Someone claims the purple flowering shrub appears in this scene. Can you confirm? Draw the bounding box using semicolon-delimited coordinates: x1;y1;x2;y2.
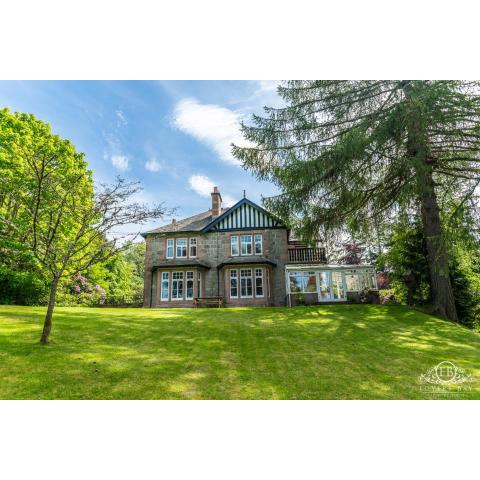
68;274;106;305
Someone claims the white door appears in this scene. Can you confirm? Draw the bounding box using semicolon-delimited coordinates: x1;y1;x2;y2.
331;271;346;301
317;271;332;302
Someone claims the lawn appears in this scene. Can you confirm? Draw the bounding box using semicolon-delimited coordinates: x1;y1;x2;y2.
0;304;478;399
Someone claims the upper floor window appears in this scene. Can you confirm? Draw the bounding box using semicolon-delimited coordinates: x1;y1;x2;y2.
189;238;197;257
231;235;239;256
240;235;252;255
254;234;263;255
231;234;263;256
176;238;187;258
166;239;174;259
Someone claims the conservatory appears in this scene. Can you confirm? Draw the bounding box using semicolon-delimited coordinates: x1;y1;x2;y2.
285;264;377;306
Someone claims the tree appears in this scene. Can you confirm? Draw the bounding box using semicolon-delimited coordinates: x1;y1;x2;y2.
0;109;167;343
339;242;364;265
234;81;480;322
378;215;431;306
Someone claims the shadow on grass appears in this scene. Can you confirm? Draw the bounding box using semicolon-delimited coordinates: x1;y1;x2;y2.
0;305;478;399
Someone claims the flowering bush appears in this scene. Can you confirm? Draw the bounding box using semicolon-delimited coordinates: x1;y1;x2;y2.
68;274;106;306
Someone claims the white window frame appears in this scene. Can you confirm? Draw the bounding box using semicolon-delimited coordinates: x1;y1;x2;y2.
254;234;263;255
230;269;238;298
255;268;264;298
240;235;253;256
186;271;194;300
189;238;197;258
176;238;187;258
160;271;170;301
172;271;184;300
287;271;317;294
240;268;253;298
197;272;202;298
166;239;174;259
231;235;239;256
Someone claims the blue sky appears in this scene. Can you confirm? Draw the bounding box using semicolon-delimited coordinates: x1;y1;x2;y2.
0;80;283;230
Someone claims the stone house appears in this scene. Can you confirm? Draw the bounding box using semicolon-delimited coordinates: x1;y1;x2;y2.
142;187;377;307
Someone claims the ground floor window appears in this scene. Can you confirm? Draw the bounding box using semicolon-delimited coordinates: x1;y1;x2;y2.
331;271;345;299
186;271;194;299
240;269;253;298
255;268;264;297
345;269;376;292
286;268;377;301
230;270;238;298
288;271;317;293
197;272;202;298
172;271;184;299
161;272;169;301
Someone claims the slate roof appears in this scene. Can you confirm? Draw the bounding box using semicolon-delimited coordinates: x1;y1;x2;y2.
141;209;228;236
217;256;277;269
150;259;211;270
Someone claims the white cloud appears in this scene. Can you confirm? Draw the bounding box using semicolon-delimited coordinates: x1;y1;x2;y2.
222;193;237;207
145;158;162;172
111;154;129;171
115;109;127;126
173;98;251;165
188;174;214;197
188;174;237;207
257;80;279;93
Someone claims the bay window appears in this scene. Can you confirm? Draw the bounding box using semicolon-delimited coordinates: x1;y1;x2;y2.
186;271;194;300
230;269;238;298
197;272;202;298
240;269;253;298
161;272;169;301
172;271;184;299
255;268;264;297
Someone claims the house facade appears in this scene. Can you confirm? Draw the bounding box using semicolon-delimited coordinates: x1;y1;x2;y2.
142;187;377;308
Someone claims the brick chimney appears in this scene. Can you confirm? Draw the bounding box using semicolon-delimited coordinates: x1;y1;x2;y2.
211;186;222;218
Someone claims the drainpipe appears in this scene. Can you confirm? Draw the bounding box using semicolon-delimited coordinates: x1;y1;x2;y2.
216;230;220;297
150;268;155;307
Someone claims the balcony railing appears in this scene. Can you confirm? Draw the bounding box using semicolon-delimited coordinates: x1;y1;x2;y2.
288;247;327;264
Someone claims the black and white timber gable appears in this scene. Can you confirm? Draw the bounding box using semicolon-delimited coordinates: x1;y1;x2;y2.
203;198;284;232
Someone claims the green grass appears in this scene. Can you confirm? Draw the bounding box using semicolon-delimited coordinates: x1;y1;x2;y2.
0;304;478;399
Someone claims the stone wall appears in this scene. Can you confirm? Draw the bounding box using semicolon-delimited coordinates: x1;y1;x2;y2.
144;228;289;307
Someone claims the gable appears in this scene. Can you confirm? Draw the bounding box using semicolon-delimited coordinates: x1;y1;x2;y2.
203;198;284;232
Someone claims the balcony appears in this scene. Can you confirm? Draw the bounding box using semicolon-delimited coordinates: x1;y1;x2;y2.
288;247;327;264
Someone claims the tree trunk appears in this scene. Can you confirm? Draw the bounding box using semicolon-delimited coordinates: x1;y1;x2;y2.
418;171;458;321
403;81;458;322
40;275;59;344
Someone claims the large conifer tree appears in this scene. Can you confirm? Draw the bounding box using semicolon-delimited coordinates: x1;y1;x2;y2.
233;81;480;322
